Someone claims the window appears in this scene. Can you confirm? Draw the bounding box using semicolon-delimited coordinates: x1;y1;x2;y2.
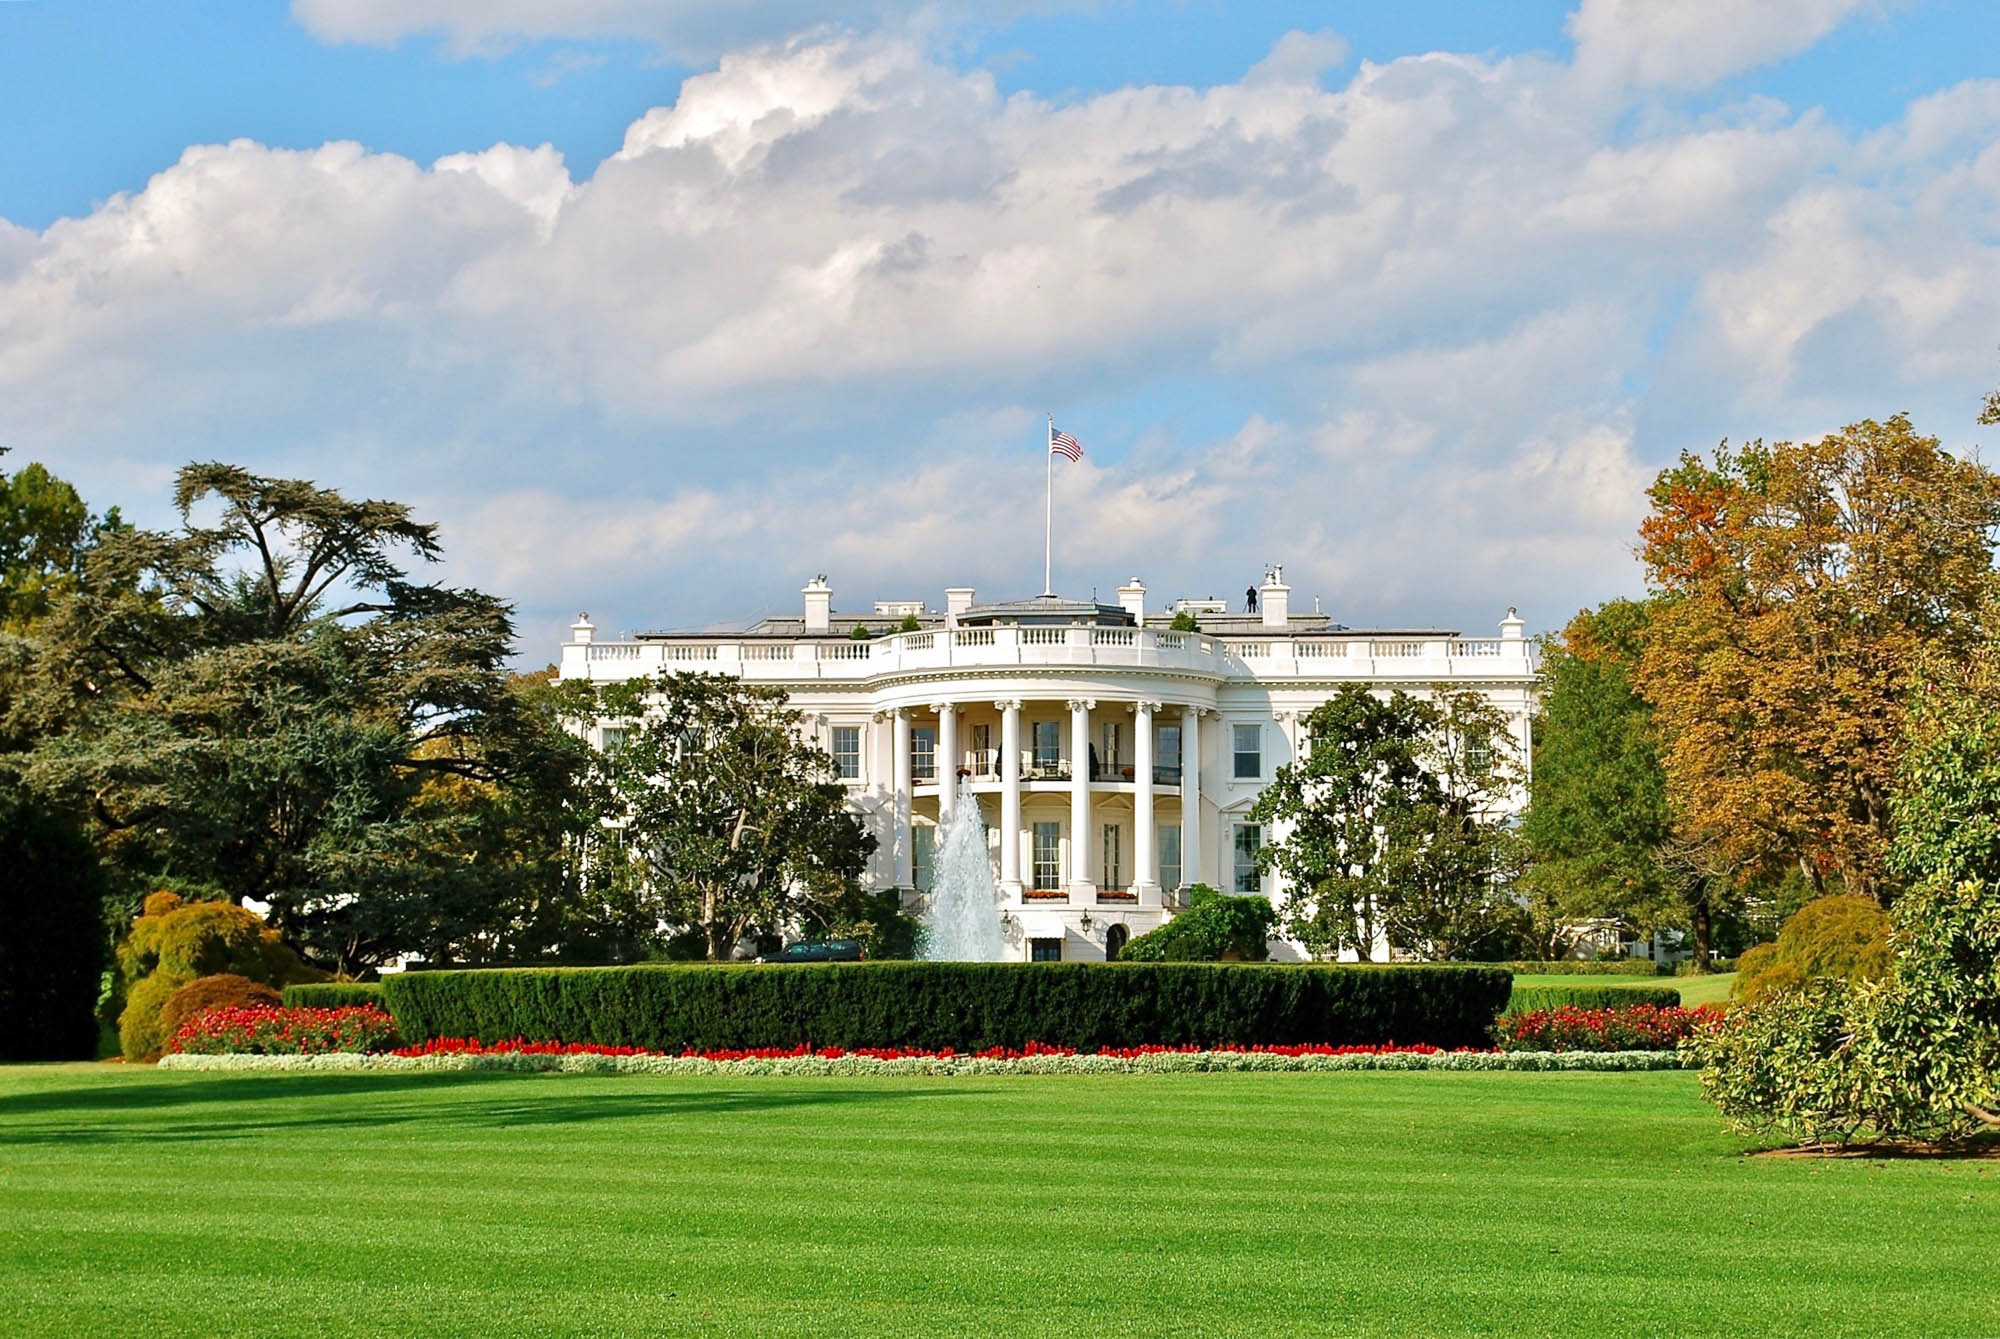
911;726;936;782
831;725;861;780
1232;822;1263;893
1159;823;1181;892
1100;721;1122;776
971;723;992;776
1232;723;1262;779
1029;937;1064;962
1156;723;1182;784
1103;924;1129;961
1466;739;1493;778
1032;720;1062;771
1032;821;1063;890
912;825;936;893
598;727;627;752
1100;823;1123;891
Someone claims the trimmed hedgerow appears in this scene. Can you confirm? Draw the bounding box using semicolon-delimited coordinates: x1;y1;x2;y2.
1506;983;1681;1015
382;962;1513;1053
1498;961;1670;977
282;982;385;1010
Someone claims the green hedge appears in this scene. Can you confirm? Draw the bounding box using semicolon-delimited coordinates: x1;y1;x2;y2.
1498;961;1669;976
1505;984;1682;1015
281;982;386;1010
382;962;1513;1052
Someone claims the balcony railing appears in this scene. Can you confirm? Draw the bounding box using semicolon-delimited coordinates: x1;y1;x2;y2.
567;624;1535;683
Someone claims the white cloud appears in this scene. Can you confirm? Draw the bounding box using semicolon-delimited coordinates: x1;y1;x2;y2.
7;25;2000;649
288;0;1063;61
1566;0;1882;93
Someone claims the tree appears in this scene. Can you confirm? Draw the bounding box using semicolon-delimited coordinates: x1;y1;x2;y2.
0;452;109;635
1250;686;1523;960
897;612;921;633
1519;599;1710;958
581;671;876;960
1636;418;2000;905
0;775;105;1060
1169;609;1201;633
23;464;594;972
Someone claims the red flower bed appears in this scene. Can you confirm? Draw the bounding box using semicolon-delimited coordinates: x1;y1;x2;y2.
1495;1003;1723;1052
168;1004;400;1056
390;1036;1478;1061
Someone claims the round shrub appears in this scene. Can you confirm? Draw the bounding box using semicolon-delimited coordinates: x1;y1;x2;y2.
1121;885;1274;962
115;893;324;1060
159;974;281;1042
1733;894;1890;1004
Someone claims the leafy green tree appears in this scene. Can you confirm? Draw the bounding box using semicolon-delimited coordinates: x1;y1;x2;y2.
896;612;921;633
1250;686;1523;960
580;671;876;960
1518;600;1688;953
24;464;593;973
1168;609;1200;632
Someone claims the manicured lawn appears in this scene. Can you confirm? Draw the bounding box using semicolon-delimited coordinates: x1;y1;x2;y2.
3;1065;1995;1338
1511;972;1740;1008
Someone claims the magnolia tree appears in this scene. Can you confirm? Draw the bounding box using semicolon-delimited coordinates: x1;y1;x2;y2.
578;671;876;961
1249;686;1525;961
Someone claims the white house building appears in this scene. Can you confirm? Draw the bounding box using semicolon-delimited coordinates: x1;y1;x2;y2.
558;567;1538;962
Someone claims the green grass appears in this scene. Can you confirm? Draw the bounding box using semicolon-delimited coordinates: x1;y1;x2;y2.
1510;972;1741;1009
4;1064;1995;1338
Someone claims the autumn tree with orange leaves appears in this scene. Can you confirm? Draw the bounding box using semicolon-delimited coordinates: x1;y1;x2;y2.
1635;415;2000;910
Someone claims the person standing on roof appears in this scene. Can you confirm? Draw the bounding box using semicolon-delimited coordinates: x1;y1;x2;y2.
1245;585;1258;613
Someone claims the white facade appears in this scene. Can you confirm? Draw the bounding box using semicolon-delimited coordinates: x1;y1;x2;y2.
559;568;1538;962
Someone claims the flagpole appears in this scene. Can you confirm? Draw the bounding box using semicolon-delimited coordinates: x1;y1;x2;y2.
1043;412;1054;597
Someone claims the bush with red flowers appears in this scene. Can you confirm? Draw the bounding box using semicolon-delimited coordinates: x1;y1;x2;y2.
167;1004;398;1056
1494;1003;1723;1052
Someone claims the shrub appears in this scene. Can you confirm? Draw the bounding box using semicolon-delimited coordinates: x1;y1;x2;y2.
382;961;1513;1052
1731;894;1890;1004
158;974;281;1041
1120;886;1274;961
1495;1003;1721;1052
1499;961;1669;976
0;779;104;1061
1506;983;1680;1014
1690;877;2000;1147
115;892;324;1060
168;1004;399;1056
282;982;386;1009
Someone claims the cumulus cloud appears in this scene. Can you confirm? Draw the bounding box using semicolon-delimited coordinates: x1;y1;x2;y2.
289;0;1065;61
7;24;2000;651
1567;0;1882;93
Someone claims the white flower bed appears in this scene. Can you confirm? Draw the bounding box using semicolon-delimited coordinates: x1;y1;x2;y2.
159;1049;1688;1076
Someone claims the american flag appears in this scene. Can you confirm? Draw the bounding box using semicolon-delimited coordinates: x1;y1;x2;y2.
1050;428;1082;461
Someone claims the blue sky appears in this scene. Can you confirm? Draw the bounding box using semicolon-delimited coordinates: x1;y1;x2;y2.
4;0;1999;651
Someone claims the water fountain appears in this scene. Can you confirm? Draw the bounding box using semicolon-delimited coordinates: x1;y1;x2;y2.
920;780;1007;961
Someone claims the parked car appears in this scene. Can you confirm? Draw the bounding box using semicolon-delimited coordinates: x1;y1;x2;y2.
757;938;867;963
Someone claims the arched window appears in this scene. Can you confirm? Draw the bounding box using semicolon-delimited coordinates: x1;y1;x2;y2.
1104;923;1129;961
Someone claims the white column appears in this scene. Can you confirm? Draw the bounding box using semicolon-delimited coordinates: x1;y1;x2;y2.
932;701;957;817
1068;698;1095;897
892;708;913;888
1133;700;1161;903
1180;706;1202;901
998;699;1022;895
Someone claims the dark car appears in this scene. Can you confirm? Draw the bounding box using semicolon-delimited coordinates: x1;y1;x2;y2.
757;938;867;963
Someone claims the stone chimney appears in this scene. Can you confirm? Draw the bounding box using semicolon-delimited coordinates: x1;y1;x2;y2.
1500;605;1526;651
945;587;976;625
1116;576;1146;623
570;613;595;645
803;574;832;634
1259;564;1290;629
